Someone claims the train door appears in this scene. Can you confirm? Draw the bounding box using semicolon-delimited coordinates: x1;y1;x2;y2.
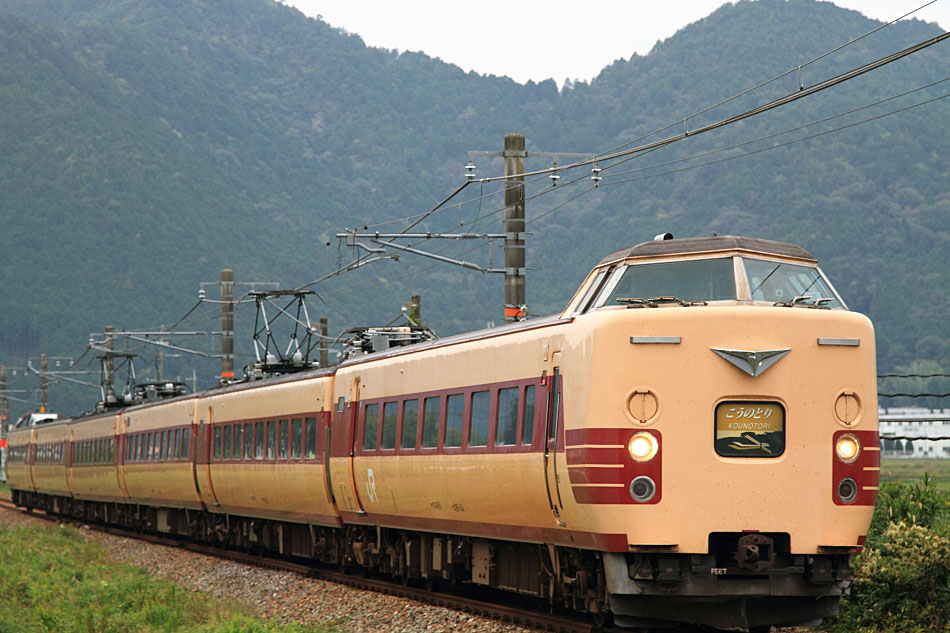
25;429;36;492
544;352;564;518
344;378;367;514
195;405;220;507
114;415;127;498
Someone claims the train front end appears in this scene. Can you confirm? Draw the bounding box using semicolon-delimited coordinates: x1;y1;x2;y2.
561;236;877;630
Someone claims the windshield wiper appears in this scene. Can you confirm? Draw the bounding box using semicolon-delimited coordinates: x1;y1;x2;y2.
750;263;782;296
617;297;658;308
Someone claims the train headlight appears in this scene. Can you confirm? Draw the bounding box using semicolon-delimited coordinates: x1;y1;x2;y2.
628;431;658;462
835;434;861;463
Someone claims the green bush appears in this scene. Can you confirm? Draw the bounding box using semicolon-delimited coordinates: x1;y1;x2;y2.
868;474;947;540
831;477;950;633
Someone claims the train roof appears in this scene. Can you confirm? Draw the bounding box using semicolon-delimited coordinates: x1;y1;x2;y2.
597;235;816;266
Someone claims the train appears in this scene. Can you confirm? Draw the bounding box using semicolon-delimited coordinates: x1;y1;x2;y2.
7;234;879;632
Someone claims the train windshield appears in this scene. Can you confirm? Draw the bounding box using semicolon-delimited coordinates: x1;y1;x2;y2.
599;258;736;306
743;258;843;308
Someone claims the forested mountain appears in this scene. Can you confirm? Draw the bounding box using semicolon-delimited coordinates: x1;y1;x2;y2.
0;0;947;416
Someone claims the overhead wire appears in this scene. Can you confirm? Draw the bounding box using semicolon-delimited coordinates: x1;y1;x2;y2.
600;77;950;179
593;0;942;159
599;91;950;187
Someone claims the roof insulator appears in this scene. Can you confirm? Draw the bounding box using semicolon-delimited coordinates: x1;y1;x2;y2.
465;162;476;181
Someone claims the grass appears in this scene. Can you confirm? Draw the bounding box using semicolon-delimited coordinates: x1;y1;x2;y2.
0;523;333;633
0;481;10;496
880;458;950;493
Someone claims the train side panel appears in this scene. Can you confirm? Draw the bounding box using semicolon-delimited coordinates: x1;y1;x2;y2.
331;321;593;546
30;421;71;497
6;427;34;494
68;413;124;502
202;376;340;526
121;398;203;510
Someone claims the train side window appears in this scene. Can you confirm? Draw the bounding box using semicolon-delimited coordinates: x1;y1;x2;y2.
363;404;380;451
305;417;317;459
548;368;560;441
495;387;519;446
232;424;242;459
445;394;464;448
469;391;490;447
381;402;397;450
161;431;168;460
522;386;536;445
223;426;231;459
182;427;191;459
401;399;419;450
337;396;345;413
267;421;276;459
109;438;114;461
279;420;289;459
254;423;264;460
133;434;140;461
291;418;302;458
422;396;441;448
213;427;222;460
172;429;180;460
244;423;253;459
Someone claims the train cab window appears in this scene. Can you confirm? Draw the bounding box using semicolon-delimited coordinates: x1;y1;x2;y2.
279;420;289;459
421;396;441;448
244;423;253;459
469;391;490;447
223;426;232;459
267;421;277;459
444;394;464;448
598;258;736;307
305;417;317;459
401;400;419;450
291;418;302;458
495;388;519;446
363;404;379;450
743;258;843;308
523;386;536;445
255;423;265;460
213;427;222;459
381;402;398;450
573;267;612;315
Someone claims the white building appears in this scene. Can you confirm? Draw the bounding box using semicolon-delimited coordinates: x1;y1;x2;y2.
879;408;950;459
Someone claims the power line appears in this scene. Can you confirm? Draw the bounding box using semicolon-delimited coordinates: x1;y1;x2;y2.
599;92;950;187
880;373;950;378
595;0;942;160
601;77;950;180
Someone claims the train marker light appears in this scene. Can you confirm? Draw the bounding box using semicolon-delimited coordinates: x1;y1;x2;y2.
835;434;860;463
630;476;657;503
838;478;858;504
628;431;659;462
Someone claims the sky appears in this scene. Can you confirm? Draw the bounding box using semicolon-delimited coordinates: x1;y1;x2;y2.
282;0;949;86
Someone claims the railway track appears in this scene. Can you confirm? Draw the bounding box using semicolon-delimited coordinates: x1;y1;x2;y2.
0;495;599;633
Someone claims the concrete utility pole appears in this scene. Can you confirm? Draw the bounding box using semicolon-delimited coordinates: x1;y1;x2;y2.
319;317;328;368
220;269;235;382
105;325;116;404
39;354;48;413
504;133;527;323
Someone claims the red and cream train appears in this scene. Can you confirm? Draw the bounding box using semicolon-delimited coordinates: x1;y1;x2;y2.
8;235;879;631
